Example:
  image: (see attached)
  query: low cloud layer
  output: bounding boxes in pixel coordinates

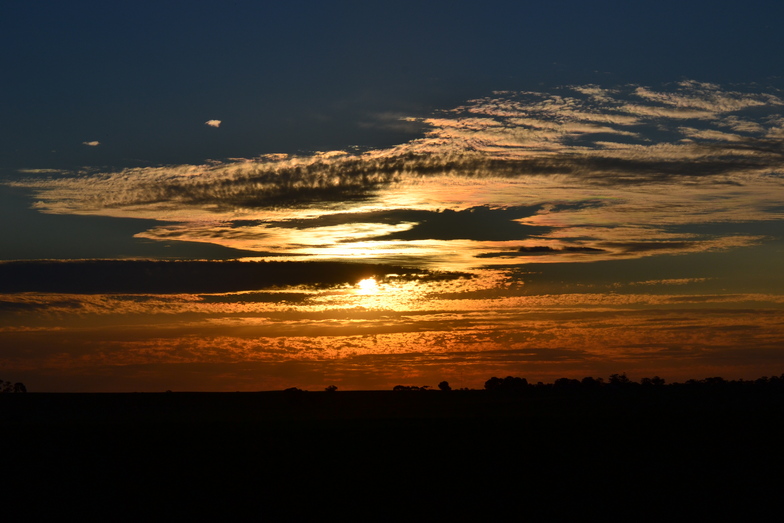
[2,278,783,390]
[0,260,466,294]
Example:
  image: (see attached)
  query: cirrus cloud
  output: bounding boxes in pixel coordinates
[8,81,784,270]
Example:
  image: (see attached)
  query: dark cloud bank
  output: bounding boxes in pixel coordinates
[0,260,467,294]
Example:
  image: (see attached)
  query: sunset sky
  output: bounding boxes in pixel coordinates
[2,1,783,391]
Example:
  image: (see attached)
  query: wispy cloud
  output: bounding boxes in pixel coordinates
[82,141,100,146]
[205,120,221,128]
[630,278,711,286]
[9,81,784,270]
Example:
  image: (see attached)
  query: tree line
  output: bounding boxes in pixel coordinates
[1,380,26,393]
[390,373,784,394]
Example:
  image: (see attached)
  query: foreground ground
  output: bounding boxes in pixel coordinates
[2,389,783,519]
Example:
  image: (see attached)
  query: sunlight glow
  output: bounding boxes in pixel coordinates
[357,277,379,295]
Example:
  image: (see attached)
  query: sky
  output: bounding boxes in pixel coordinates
[2,1,784,391]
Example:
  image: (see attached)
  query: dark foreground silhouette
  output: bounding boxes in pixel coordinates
[2,376,783,519]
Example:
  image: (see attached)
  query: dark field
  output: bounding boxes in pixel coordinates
[3,389,783,519]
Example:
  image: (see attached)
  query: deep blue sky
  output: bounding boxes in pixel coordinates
[2,0,783,170]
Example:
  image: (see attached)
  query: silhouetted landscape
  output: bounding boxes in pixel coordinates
[3,373,783,518]
[5,1,784,518]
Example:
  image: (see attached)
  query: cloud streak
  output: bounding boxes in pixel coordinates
[7,80,784,270]
[3,283,783,390]
[20,81,784,209]
[0,260,467,294]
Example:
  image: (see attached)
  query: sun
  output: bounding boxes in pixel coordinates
[356,277,379,295]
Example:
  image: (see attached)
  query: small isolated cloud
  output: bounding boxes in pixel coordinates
[205,120,221,128]
[82,141,100,147]
[631,278,710,286]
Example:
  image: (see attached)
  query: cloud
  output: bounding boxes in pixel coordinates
[9,80,784,270]
[476,245,607,259]
[16,168,61,174]
[0,260,468,294]
[82,141,100,146]
[358,112,426,133]
[630,278,710,286]
[205,120,221,128]
[519,245,605,254]
[20,81,784,213]
[5,80,784,392]
[4,284,784,390]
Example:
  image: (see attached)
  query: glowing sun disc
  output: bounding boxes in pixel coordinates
[357,277,379,294]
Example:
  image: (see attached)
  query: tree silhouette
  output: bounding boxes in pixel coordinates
[0,380,26,393]
[580,376,604,390]
[609,373,632,387]
[438,381,452,391]
[640,376,665,387]
[485,376,528,393]
[553,378,580,391]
